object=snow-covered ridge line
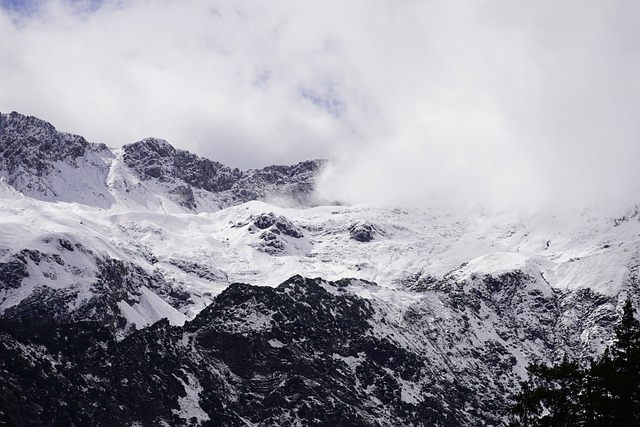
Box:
[0,111,324,212]
[2,111,639,337]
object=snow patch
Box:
[268,338,286,348]
[173,373,209,424]
[118,286,186,328]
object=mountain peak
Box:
[123,137,177,157]
[0,111,94,160]
[1,111,56,134]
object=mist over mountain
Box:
[3,1,640,216]
[2,111,640,426]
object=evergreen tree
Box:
[511,380,540,426]
[588,348,615,425]
[515,355,583,427]
[609,298,640,425]
[511,298,640,426]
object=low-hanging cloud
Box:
[2,0,640,213]
[314,0,640,213]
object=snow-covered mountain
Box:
[1,111,639,426]
[0,111,322,212]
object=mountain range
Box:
[1,111,639,426]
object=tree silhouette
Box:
[511,298,640,426]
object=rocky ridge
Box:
[0,272,628,426]
[121,137,322,211]
[0,276,544,426]
[0,111,323,211]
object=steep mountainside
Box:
[0,276,553,426]
[1,111,640,426]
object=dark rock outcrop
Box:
[348,221,382,242]
[0,268,632,426]
[0,245,184,335]
[247,212,306,255]
[0,276,469,426]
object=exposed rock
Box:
[252,212,304,238]
[169,184,197,210]
[0,112,324,210]
[0,246,183,335]
[0,253,634,426]
[0,258,29,290]
[245,212,307,255]
[348,221,381,242]
[122,137,244,193]
[0,276,464,426]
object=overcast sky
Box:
[2,0,640,212]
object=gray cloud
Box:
[2,0,640,212]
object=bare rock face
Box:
[2,269,625,426]
[0,241,185,335]
[252,212,304,238]
[0,112,114,205]
[122,137,324,210]
[247,212,307,255]
[122,137,244,193]
[0,112,94,168]
[0,276,459,426]
[348,221,382,242]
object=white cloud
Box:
[2,0,640,212]
[0,0,361,167]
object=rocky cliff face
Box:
[0,276,548,426]
[0,268,629,425]
[0,112,99,172]
[0,238,187,337]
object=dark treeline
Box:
[511,299,640,426]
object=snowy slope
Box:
[2,110,640,425]
[2,189,638,344]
